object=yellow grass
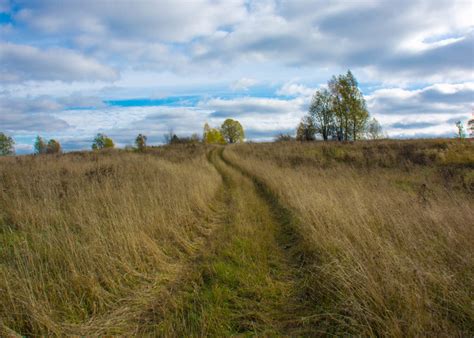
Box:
[0,140,472,336]
[0,146,220,335]
[225,139,474,335]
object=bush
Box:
[274,133,294,142]
[92,133,115,150]
[0,132,15,156]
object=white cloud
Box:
[2,0,474,150]
[0,43,119,82]
[199,96,306,117]
[230,77,258,91]
[276,82,316,97]
[198,96,306,139]
[190,0,474,83]
[367,82,473,137]
[15,0,247,42]
[366,82,474,115]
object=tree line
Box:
[0,118,245,155]
[160,118,245,146]
[1,71,473,156]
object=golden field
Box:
[225,139,473,336]
[0,146,221,335]
[0,139,473,336]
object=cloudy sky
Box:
[1,0,473,153]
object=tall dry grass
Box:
[225,139,474,336]
[0,146,220,335]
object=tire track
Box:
[65,147,319,336]
[148,147,316,336]
[217,147,320,335]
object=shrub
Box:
[0,132,15,156]
[92,133,115,150]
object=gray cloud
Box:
[13,0,247,42]
[190,0,473,82]
[367,83,474,116]
[0,43,119,83]
[1,0,473,151]
[245,127,295,140]
[390,121,438,129]
[200,97,305,118]
[4,0,470,83]
[366,83,473,138]
[0,93,107,132]
[382,33,474,77]
[0,112,69,132]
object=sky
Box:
[0,0,473,153]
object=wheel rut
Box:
[149,147,315,336]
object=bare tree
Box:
[367,118,383,140]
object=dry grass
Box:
[0,146,220,335]
[1,139,473,336]
[225,139,474,336]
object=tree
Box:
[346,71,369,141]
[220,119,245,143]
[455,121,466,139]
[367,118,383,140]
[135,134,147,151]
[0,132,15,156]
[170,134,180,144]
[328,75,347,141]
[46,139,61,154]
[92,133,114,150]
[203,123,226,144]
[103,137,115,148]
[309,88,335,140]
[164,129,174,144]
[328,71,369,141]
[296,115,316,141]
[190,133,201,143]
[274,133,294,142]
[468,117,474,138]
[34,136,47,154]
[203,123,211,140]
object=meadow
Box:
[0,145,221,335]
[0,139,473,336]
[225,139,474,336]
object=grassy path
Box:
[148,148,314,336]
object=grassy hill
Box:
[0,139,473,336]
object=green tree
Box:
[135,134,147,151]
[296,115,316,141]
[367,118,383,140]
[329,71,369,141]
[220,119,245,143]
[46,139,61,154]
[203,123,226,144]
[92,133,115,150]
[328,75,347,141]
[309,88,335,140]
[0,132,15,156]
[103,138,115,148]
[346,71,369,140]
[34,136,47,154]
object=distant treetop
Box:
[220,119,245,144]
